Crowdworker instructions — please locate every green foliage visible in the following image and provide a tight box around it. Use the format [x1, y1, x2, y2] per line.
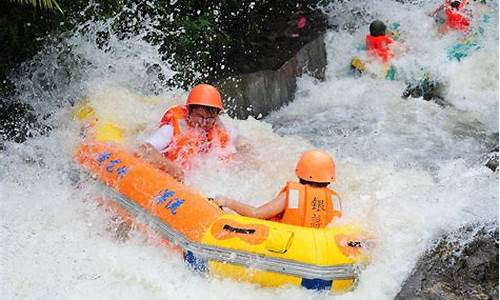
[8, 0, 62, 13]
[147, 0, 326, 87]
[1, 0, 327, 93]
[149, 0, 232, 87]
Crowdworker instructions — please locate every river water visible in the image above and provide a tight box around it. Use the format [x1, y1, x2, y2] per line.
[1, 0, 498, 299]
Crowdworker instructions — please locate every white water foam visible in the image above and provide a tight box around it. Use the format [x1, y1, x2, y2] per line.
[1, 0, 498, 299]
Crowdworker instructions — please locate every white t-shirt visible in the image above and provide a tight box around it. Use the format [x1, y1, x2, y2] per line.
[145, 120, 238, 152]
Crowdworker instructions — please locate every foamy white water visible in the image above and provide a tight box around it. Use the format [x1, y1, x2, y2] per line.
[1, 0, 498, 299]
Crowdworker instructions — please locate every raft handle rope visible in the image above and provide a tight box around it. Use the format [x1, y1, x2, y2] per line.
[97, 178, 361, 281]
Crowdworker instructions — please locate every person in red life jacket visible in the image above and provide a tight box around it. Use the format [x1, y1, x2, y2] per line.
[215, 149, 342, 228]
[436, 0, 471, 34]
[140, 84, 238, 181]
[366, 20, 396, 63]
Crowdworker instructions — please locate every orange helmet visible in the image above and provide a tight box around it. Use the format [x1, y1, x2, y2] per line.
[186, 84, 223, 110]
[295, 149, 336, 183]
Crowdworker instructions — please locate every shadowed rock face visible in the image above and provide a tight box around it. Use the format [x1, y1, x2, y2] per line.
[402, 77, 447, 105]
[220, 34, 327, 120]
[0, 97, 53, 149]
[0, 99, 37, 147]
[395, 223, 499, 300]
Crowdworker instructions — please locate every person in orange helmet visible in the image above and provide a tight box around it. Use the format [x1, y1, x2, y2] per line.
[215, 149, 342, 228]
[140, 84, 238, 181]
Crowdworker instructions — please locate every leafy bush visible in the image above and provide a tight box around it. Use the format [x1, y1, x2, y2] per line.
[1, 0, 327, 92]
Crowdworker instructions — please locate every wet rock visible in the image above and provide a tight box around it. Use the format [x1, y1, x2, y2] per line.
[0, 99, 38, 147]
[402, 76, 448, 106]
[219, 33, 327, 120]
[484, 146, 499, 172]
[0, 97, 52, 149]
[395, 222, 499, 300]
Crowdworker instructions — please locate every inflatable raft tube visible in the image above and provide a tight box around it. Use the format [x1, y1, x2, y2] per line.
[74, 142, 371, 293]
[72, 99, 372, 293]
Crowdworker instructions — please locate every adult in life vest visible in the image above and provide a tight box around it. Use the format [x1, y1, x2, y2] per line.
[140, 84, 239, 181]
[435, 0, 471, 34]
[215, 149, 342, 228]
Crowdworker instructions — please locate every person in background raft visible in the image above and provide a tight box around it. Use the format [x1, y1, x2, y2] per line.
[351, 19, 401, 80]
[366, 20, 397, 63]
[433, 0, 471, 34]
[140, 84, 239, 181]
[215, 149, 342, 228]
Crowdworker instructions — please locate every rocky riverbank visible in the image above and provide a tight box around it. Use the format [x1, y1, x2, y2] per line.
[396, 222, 499, 300]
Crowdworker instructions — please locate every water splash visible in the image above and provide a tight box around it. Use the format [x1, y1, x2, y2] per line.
[1, 0, 498, 299]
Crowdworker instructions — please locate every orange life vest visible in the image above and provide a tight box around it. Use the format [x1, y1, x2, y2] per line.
[366, 34, 394, 63]
[159, 104, 230, 167]
[444, 5, 470, 31]
[272, 182, 342, 228]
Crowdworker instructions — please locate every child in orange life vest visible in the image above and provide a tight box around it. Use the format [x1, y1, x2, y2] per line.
[140, 84, 238, 182]
[366, 20, 397, 63]
[215, 149, 342, 228]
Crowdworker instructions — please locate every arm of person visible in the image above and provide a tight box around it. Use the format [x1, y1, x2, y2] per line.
[234, 136, 252, 154]
[216, 192, 286, 220]
[139, 124, 184, 181]
[222, 120, 252, 154]
[429, 3, 445, 17]
[437, 23, 449, 35]
[139, 143, 184, 182]
[390, 40, 406, 56]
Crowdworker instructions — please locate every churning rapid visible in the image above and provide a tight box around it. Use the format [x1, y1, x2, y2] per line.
[1, 0, 498, 299]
